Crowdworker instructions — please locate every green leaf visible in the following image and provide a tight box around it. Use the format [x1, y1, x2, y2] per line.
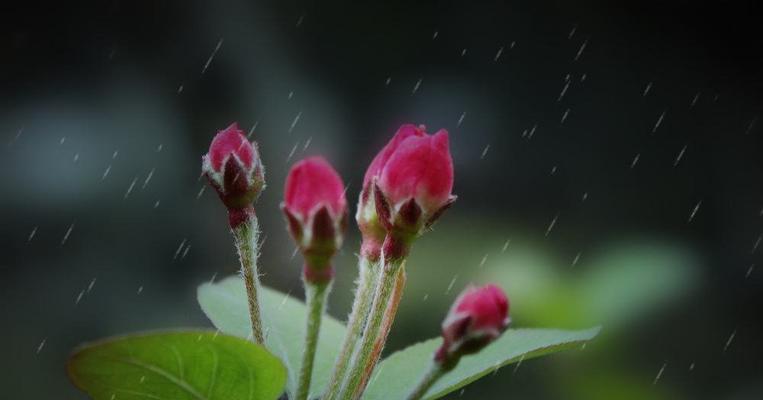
[198, 276, 347, 397]
[67, 330, 287, 400]
[364, 327, 600, 400]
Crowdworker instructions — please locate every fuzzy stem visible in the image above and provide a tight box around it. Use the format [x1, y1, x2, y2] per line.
[340, 256, 405, 399]
[295, 280, 331, 400]
[323, 256, 379, 400]
[231, 212, 265, 344]
[405, 362, 446, 400]
[355, 265, 406, 396]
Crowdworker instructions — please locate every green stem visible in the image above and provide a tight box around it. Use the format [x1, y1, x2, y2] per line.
[405, 362, 446, 400]
[232, 215, 265, 344]
[323, 257, 379, 400]
[355, 265, 406, 396]
[340, 257, 404, 400]
[295, 281, 331, 400]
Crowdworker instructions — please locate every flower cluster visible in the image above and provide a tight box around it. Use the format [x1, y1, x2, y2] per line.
[201, 122, 510, 400]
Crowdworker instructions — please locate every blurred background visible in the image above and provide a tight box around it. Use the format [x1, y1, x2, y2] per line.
[2, 0, 762, 398]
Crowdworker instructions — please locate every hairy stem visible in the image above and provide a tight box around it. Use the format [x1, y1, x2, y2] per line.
[323, 257, 379, 400]
[231, 214, 265, 344]
[295, 281, 331, 400]
[340, 257, 405, 400]
[355, 265, 406, 396]
[405, 362, 446, 400]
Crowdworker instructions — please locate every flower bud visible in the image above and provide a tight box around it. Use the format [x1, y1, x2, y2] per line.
[201, 123, 265, 212]
[356, 125, 426, 260]
[282, 157, 347, 282]
[358, 124, 456, 256]
[435, 284, 510, 369]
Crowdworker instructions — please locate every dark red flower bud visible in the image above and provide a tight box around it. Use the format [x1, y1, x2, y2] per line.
[436, 284, 510, 368]
[357, 124, 456, 256]
[282, 157, 347, 282]
[202, 123, 265, 210]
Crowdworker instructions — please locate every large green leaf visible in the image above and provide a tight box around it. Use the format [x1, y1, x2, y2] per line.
[68, 331, 287, 400]
[364, 327, 600, 400]
[198, 276, 347, 397]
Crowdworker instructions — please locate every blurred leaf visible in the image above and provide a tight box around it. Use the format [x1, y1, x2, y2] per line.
[579, 243, 696, 328]
[483, 242, 697, 329]
[68, 331, 286, 400]
[198, 276, 347, 397]
[364, 327, 600, 400]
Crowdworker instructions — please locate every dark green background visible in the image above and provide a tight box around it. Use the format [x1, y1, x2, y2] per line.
[1, 1, 761, 398]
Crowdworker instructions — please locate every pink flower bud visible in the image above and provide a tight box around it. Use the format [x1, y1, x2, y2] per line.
[202, 123, 265, 213]
[282, 157, 347, 282]
[357, 124, 455, 258]
[436, 284, 510, 367]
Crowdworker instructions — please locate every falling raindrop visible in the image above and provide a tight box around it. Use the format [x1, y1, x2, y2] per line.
[568, 25, 577, 39]
[36, 338, 46, 354]
[101, 165, 112, 180]
[642, 82, 652, 96]
[412, 78, 422, 95]
[156, 144, 163, 152]
[61, 223, 75, 246]
[154, 200, 161, 209]
[630, 153, 640, 169]
[652, 111, 666, 133]
[673, 145, 687, 166]
[177, 84, 184, 94]
[296, 15, 304, 27]
[201, 38, 224, 75]
[461, 48, 467, 56]
[137, 286, 144, 295]
[560, 109, 570, 124]
[550, 165, 557, 175]
[384, 77, 392, 86]
[479, 254, 489, 268]
[752, 235, 761, 253]
[457, 112, 466, 127]
[73, 153, 79, 163]
[723, 329, 736, 353]
[59, 137, 66, 145]
[558, 82, 570, 101]
[689, 362, 695, 371]
[501, 239, 511, 252]
[75, 290, 85, 305]
[690, 92, 701, 108]
[688, 200, 702, 222]
[142, 168, 155, 189]
[572, 252, 582, 267]
[574, 39, 588, 61]
[112, 150, 119, 159]
[124, 176, 138, 199]
[289, 111, 302, 133]
[745, 264, 755, 278]
[287, 141, 300, 162]
[480, 145, 490, 159]
[545, 214, 558, 237]
[494, 46, 504, 61]
[432, 31, 438, 40]
[445, 275, 458, 294]
[173, 239, 187, 260]
[27, 226, 38, 242]
[653, 363, 667, 385]
[196, 186, 206, 200]
[87, 278, 97, 293]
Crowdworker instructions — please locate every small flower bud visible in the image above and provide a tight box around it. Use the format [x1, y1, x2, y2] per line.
[358, 124, 456, 257]
[435, 284, 510, 369]
[356, 125, 425, 260]
[201, 123, 265, 212]
[282, 157, 347, 283]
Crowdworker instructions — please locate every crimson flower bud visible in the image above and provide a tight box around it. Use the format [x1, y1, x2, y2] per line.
[358, 124, 456, 258]
[282, 157, 348, 283]
[435, 284, 510, 369]
[201, 123, 265, 214]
